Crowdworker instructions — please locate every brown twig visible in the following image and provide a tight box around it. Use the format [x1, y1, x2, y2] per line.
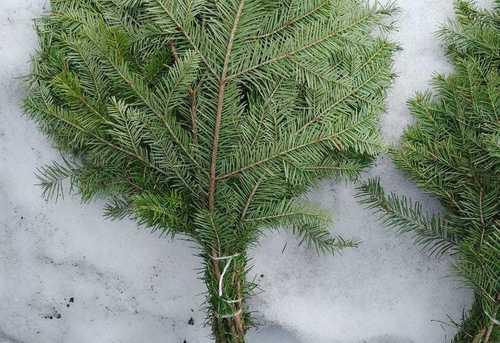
[170, 41, 179, 63]
[208, 0, 246, 210]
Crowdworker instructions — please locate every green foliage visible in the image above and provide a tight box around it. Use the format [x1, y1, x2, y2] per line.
[27, 0, 396, 341]
[357, 179, 460, 256]
[358, 2, 499, 341]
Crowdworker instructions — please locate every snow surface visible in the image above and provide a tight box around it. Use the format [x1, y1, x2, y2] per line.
[0, 1, 492, 342]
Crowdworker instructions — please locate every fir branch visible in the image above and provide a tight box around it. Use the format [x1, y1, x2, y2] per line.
[357, 3, 500, 341]
[218, 113, 379, 181]
[26, 1, 397, 341]
[31, 91, 171, 180]
[249, 1, 330, 41]
[36, 159, 79, 201]
[84, 35, 202, 170]
[297, 62, 394, 134]
[357, 178, 459, 256]
[209, 0, 246, 210]
[148, 0, 219, 78]
[228, 8, 389, 80]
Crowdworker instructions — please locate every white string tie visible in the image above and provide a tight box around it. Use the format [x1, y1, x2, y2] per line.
[211, 253, 241, 297]
[218, 308, 243, 319]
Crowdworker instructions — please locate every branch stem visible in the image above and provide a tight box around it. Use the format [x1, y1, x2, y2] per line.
[206, 252, 248, 343]
[208, 0, 246, 210]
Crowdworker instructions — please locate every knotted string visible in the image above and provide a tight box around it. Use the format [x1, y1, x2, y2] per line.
[210, 253, 242, 319]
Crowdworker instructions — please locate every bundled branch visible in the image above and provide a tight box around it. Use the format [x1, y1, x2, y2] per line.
[26, 0, 397, 341]
[358, 1, 499, 342]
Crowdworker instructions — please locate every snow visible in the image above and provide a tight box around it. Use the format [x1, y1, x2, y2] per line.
[0, 1, 492, 342]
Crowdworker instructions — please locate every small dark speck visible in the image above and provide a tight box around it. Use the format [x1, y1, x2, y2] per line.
[188, 317, 194, 325]
[69, 297, 74, 303]
[190, 308, 194, 312]
[183, 340, 187, 343]
[55, 313, 62, 319]
[20, 216, 24, 220]
[66, 304, 70, 308]
[260, 274, 264, 278]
